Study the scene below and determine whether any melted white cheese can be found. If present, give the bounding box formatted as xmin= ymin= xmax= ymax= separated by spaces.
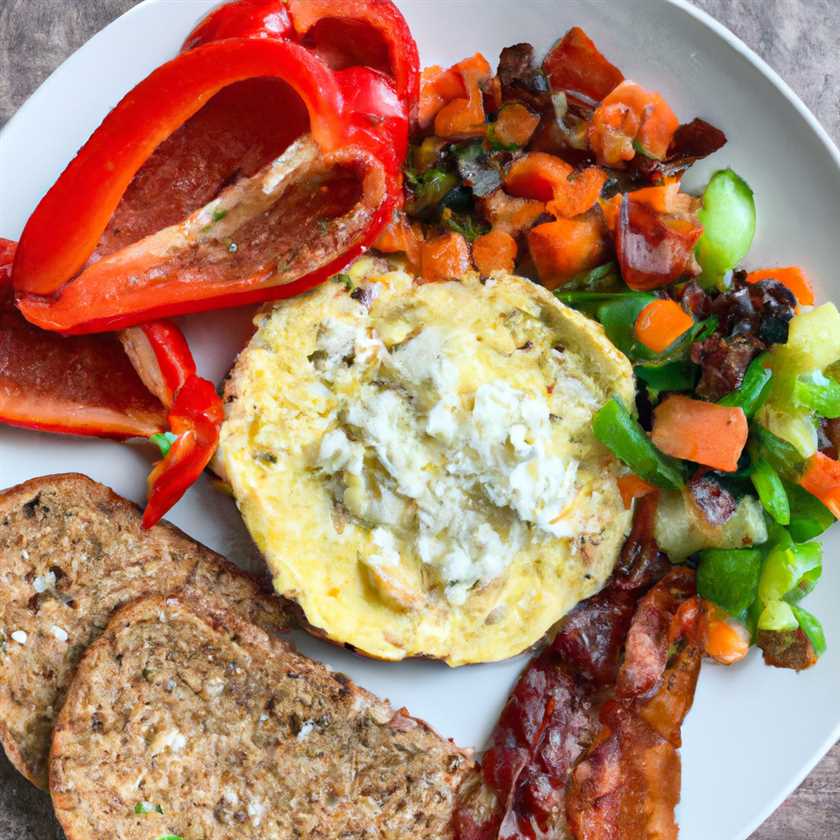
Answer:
xmin=315 ymin=317 xmax=586 ymax=604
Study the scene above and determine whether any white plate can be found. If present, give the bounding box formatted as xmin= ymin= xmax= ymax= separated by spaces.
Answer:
xmin=1 ymin=1 xmax=839 ymax=837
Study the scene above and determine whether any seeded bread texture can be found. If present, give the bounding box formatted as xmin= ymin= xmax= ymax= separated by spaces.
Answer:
xmin=0 ymin=473 xmax=288 ymax=789
xmin=50 ymin=591 xmax=475 ymax=839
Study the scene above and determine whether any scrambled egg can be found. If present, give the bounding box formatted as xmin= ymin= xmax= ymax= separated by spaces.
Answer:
xmin=220 ymin=260 xmax=634 ymax=665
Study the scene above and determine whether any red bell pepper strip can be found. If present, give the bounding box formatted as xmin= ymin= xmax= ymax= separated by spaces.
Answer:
xmin=122 ymin=319 xmax=224 ymax=528
xmin=14 ymin=39 xmax=406 ymax=334
xmin=142 ymin=374 xmax=224 ymax=529
xmin=13 ymin=39 xmax=345 ymax=299
xmin=0 ymin=239 xmax=167 ymax=438
xmin=183 ymin=0 xmax=420 ymax=110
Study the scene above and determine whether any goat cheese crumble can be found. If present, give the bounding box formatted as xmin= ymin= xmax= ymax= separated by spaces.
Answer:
xmin=315 ymin=318 xmax=586 ymax=604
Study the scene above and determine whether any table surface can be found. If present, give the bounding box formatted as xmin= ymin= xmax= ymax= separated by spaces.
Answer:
xmin=0 ymin=0 xmax=838 ymax=837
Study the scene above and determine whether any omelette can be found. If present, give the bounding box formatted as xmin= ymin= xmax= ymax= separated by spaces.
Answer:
xmin=219 ymin=260 xmax=635 ymax=665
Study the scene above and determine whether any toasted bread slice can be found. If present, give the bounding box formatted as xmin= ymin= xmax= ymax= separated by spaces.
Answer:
xmin=0 ymin=473 xmax=288 ymax=789
xmin=51 ymin=591 xmax=474 ymax=839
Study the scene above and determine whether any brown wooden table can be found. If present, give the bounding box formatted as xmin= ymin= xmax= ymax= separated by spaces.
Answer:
xmin=0 ymin=1 xmax=838 ymax=837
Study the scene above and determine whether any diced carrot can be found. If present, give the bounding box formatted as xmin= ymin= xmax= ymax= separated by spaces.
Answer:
xmin=651 ymin=395 xmax=748 ymax=473
xmin=418 ymin=65 xmax=466 ymax=128
xmin=702 ymin=602 xmax=750 ymax=666
xmin=617 ymin=474 xmax=658 ymax=509
xmin=747 ymin=267 xmax=815 ymax=306
xmin=505 ymin=153 xmax=606 ymax=219
xmin=419 ymin=232 xmax=471 ymax=283
xmin=800 ymin=451 xmax=840 ymax=518
xmin=373 ymin=212 xmax=423 ymax=267
xmin=492 ymin=102 xmax=541 ymax=148
xmin=634 ymin=299 xmax=694 ymax=353
xmin=504 ymin=152 xmax=573 ymax=202
xmin=472 ymin=229 xmax=517 ymax=275
xmin=628 ymin=180 xmax=684 ymax=214
xmin=527 ymin=213 xmax=608 ymax=290
xmin=589 ymin=80 xmax=679 ymax=166
xmin=479 ymin=189 xmax=546 ymax=236
xmin=434 ymin=53 xmax=492 ymax=140
xmin=546 ymin=166 xmax=608 ymax=219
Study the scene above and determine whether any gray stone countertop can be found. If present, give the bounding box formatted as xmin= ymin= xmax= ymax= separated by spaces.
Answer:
xmin=0 ymin=1 xmax=838 ymax=838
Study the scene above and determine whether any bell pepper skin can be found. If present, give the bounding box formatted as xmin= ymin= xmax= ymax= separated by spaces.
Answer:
xmin=183 ymin=0 xmax=419 ymax=111
xmin=182 ymin=0 xmax=293 ymax=51
xmin=13 ymin=39 xmax=346 ymax=299
xmin=14 ymin=38 xmax=406 ymax=334
xmin=592 ymin=397 xmax=685 ymax=490
xmin=0 ymin=239 xmax=167 ymax=439
xmin=143 ymin=374 xmax=224 ymax=529
xmin=287 ymin=0 xmax=419 ymax=109
xmin=121 ymin=321 xmax=197 ymax=408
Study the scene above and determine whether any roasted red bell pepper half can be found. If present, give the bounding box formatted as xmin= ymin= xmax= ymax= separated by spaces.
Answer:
xmin=182 ymin=0 xmax=294 ymax=50
xmin=14 ymin=37 xmax=407 ymax=334
xmin=2 ymin=238 xmax=221 ymax=525
xmin=183 ymin=0 xmax=420 ymax=111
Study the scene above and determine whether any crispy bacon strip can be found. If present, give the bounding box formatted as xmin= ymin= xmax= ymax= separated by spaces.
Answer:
xmin=616 ymin=194 xmax=703 ymax=291
xmin=454 ymin=495 xmax=681 ymax=840
xmin=566 ymin=570 xmax=701 ymax=840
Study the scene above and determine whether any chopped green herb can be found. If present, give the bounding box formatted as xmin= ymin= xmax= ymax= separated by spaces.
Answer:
xmin=135 ymin=801 xmax=164 ymax=815
xmin=332 ymin=273 xmax=353 ymax=291
xmin=440 ymin=207 xmax=488 ymax=242
xmin=149 ymin=432 xmax=178 ymax=457
xmin=155 ymin=836 xmax=184 ymax=840
xmin=212 ymin=209 xmax=228 ymax=223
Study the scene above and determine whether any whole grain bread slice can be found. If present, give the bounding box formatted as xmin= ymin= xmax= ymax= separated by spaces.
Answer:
xmin=51 ymin=591 xmax=475 ymax=839
xmin=0 ymin=473 xmax=288 ymax=789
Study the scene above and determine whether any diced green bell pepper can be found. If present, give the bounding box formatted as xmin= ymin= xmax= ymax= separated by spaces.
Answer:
xmin=750 ymin=457 xmax=790 ymax=525
xmin=696 ymin=548 xmax=762 ymax=615
xmin=592 ymin=398 xmax=684 ymax=490
xmin=790 ymin=605 xmax=827 ymax=656
xmin=718 ymin=355 xmax=772 ymax=417
xmin=757 ymin=599 xmax=799 ymax=632
xmin=636 ymin=361 xmax=697 ymax=395
xmin=793 ymin=372 xmax=840 ymax=419
xmin=784 ymin=480 xmax=835 ymax=542
xmin=695 ymin=169 xmax=756 ymax=287
xmin=749 ymin=423 xmax=806 ymax=482
xmin=758 ymin=529 xmax=822 ymax=603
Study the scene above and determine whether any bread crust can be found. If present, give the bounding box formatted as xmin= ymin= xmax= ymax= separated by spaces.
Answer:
xmin=50 ymin=591 xmax=475 ymax=839
xmin=0 ymin=473 xmax=288 ymax=788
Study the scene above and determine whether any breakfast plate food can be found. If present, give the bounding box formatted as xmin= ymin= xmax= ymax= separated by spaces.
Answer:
xmin=1 ymin=0 xmax=839 ymax=838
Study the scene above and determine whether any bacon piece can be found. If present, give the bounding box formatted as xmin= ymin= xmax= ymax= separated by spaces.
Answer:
xmin=454 ymin=495 xmax=676 ymax=839
xmin=566 ymin=702 xmax=682 ymax=840
xmin=542 ymin=27 xmax=624 ymax=103
xmin=616 ymin=568 xmax=696 ymax=701
xmin=566 ymin=571 xmax=701 ymax=840
xmin=630 ymin=118 xmax=727 ymax=183
xmin=616 ymin=194 xmax=702 ymax=291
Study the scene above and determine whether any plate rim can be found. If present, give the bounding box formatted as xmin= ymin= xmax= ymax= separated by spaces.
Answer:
xmin=2 ymin=1 xmax=839 ymax=837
